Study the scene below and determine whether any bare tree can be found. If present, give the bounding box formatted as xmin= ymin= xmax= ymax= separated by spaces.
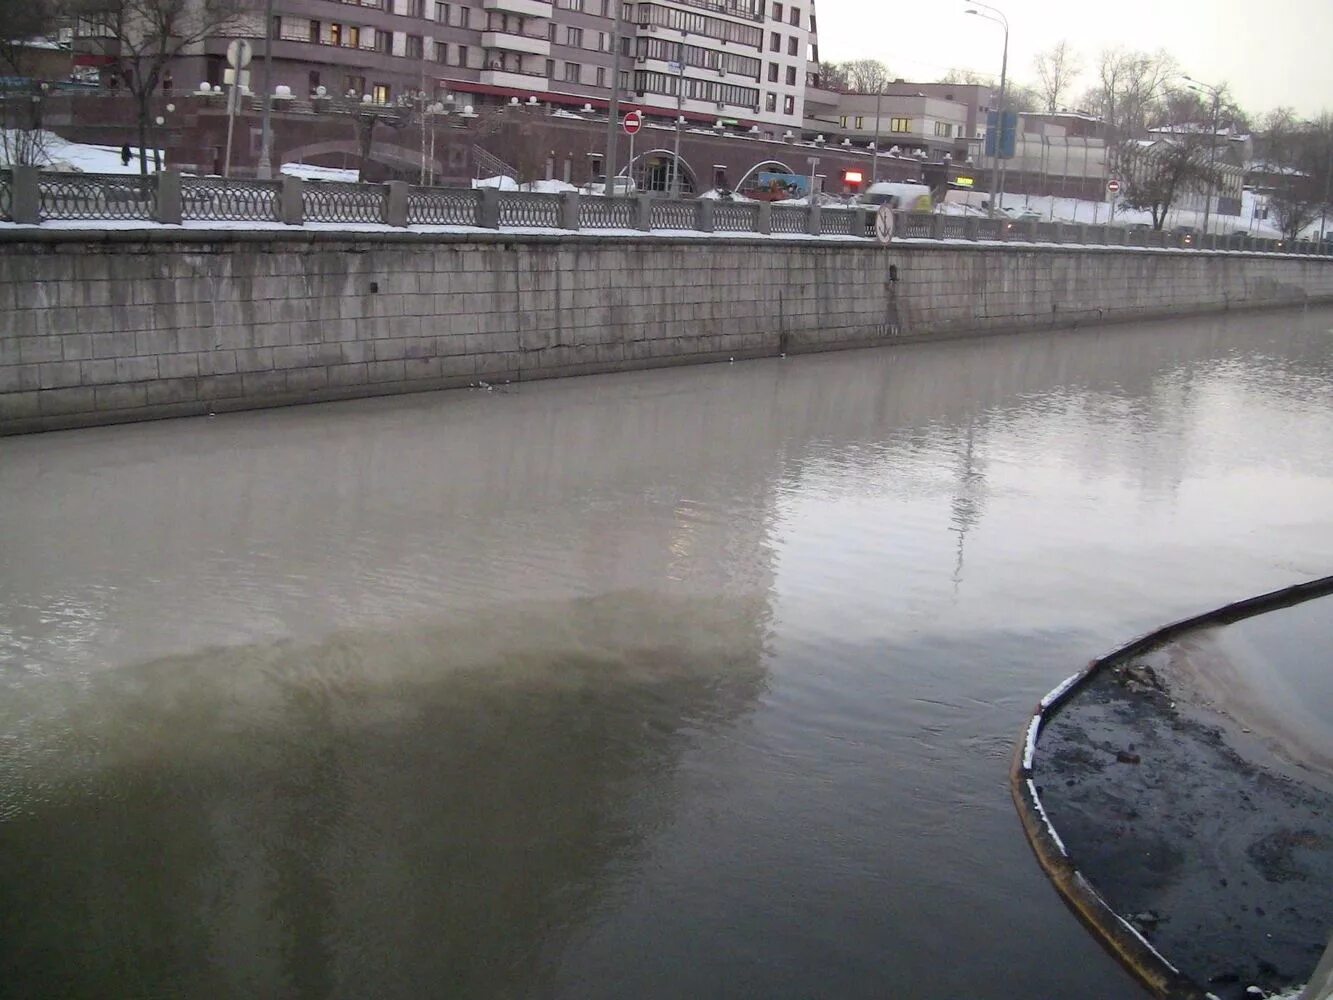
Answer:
xmin=1081 ymin=47 xmax=1175 ymax=139
xmin=1033 ymin=40 xmax=1081 ymax=114
xmin=1119 ymin=139 xmax=1220 ymax=229
xmin=67 ymin=0 xmax=257 ymax=175
xmin=1262 ymin=110 xmax=1333 ymax=240
xmin=816 ymin=62 xmax=851 ymax=92
xmin=0 ymin=0 xmax=60 ymax=165
xmin=1269 ymin=180 xmax=1323 ymax=241
xmin=839 ymin=58 xmax=892 ymax=94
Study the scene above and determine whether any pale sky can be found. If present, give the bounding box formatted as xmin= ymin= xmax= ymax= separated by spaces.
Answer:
xmin=815 ymin=0 xmax=1333 ymax=119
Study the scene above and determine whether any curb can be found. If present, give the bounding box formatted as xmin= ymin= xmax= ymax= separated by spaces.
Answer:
xmin=1010 ymin=573 xmax=1333 ymax=999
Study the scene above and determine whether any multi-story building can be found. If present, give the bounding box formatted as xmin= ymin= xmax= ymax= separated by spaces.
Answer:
xmin=152 ymin=0 xmax=818 ymax=133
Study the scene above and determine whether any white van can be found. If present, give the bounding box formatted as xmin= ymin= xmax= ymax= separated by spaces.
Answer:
xmin=858 ymin=182 xmax=934 ymax=214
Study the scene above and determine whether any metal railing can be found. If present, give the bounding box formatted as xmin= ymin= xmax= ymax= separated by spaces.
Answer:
xmin=3 ymin=168 xmax=1333 ymax=257
xmin=182 ymin=176 xmax=281 ymax=223
xmin=405 ymin=186 xmax=480 ymax=226
xmin=303 ymin=179 xmax=384 ymax=224
xmin=38 ymin=171 xmax=157 ymax=221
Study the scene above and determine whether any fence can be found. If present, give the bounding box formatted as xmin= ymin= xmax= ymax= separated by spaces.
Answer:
xmin=3 ymin=166 xmax=1331 ymax=257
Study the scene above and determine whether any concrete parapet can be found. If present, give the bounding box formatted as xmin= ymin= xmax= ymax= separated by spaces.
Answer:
xmin=3 ymin=230 xmax=1333 ymax=434
xmin=156 ymin=172 xmax=182 ymax=225
xmin=384 ymin=181 xmax=408 ymax=227
xmin=279 ymin=175 xmax=303 ymax=225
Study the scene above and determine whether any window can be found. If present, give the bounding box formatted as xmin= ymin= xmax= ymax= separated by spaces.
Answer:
xmin=373 ymin=83 xmax=390 ymax=103
xmin=545 ymin=58 xmax=554 ymax=76
xmin=565 ymin=61 xmax=581 ymax=83
xmin=789 ymin=6 xmax=799 ymax=25
xmin=838 ymin=114 xmax=847 ymax=127
xmin=783 ymin=94 xmax=794 ymax=115
xmin=328 ymin=22 xmax=342 ymax=44
xmin=456 ymin=5 xmax=468 ymax=27
xmin=785 ymin=65 xmax=795 ymax=85
xmin=787 ymin=35 xmax=797 ymax=56
xmin=766 ymin=92 xmax=777 ymax=112
xmin=405 ymin=33 xmax=423 ymax=58
xmin=772 ymin=1 xmax=782 ymax=19
xmin=596 ymin=66 xmax=606 ymax=86
xmin=854 ymin=115 xmax=864 ymax=129
xmin=434 ymin=1 xmax=447 ymax=21
xmin=435 ymin=39 xmax=448 ymax=62
xmin=769 ymin=31 xmax=780 ymax=51
xmin=457 ymin=44 xmax=467 ymax=66
xmin=309 ymin=18 xmax=321 ymax=42
xmin=934 ymin=121 xmax=953 ymax=137
xmin=891 ymin=117 xmax=911 ymax=132
xmin=598 ymin=31 xmax=608 ymax=51
xmin=346 ymin=74 xmax=366 ymax=95
xmin=406 ymin=0 xmax=423 ymax=17
xmin=566 ymin=26 xmax=582 ymax=46
xmin=556 ymin=0 xmax=584 ymax=7
xmin=767 ymin=63 xmax=777 ymax=82
xmin=278 ymin=16 xmax=312 ymax=41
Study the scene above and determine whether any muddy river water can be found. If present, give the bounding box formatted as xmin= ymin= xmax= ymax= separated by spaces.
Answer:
xmin=3 ymin=308 xmax=1333 ymax=999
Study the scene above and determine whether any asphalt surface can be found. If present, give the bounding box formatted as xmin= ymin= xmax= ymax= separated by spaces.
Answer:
xmin=1037 ymin=659 xmax=1332 ymax=999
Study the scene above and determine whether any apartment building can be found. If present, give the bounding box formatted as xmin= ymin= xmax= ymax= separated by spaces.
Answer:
xmin=152 ymin=0 xmax=818 ymax=131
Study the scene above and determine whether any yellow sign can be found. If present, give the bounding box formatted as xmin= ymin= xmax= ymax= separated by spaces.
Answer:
xmin=954 ymin=176 xmax=975 ymax=187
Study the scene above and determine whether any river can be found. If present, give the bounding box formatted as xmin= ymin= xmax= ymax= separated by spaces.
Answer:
xmin=3 ymin=307 xmax=1333 ymax=999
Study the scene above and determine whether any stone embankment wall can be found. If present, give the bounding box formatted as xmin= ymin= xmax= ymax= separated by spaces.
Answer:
xmin=3 ymin=230 xmax=1333 ymax=433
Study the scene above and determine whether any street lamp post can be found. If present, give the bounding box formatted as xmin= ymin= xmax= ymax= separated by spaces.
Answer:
xmin=870 ymin=85 xmax=883 ymax=186
xmin=256 ymin=0 xmax=276 ymax=179
xmin=965 ymin=2 xmax=1008 ymax=216
xmin=670 ymin=38 xmax=686 ymax=198
xmin=604 ymin=0 xmax=626 ymax=190
xmin=1184 ymin=76 xmax=1224 ymax=234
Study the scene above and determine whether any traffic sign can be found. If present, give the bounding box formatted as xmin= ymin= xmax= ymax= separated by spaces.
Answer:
xmin=226 ymin=39 xmax=252 ymax=69
xmin=1107 ymin=178 xmax=1121 ymax=194
xmin=622 ymin=110 xmax=643 ymax=136
xmin=875 ymin=204 xmax=895 ymax=245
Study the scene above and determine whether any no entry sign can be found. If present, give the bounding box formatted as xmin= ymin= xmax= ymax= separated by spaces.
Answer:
xmin=1107 ymin=178 xmax=1121 ymax=194
xmin=623 ymin=110 xmax=643 ymax=135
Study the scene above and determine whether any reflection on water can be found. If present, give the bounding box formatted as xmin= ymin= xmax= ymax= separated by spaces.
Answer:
xmin=0 ymin=595 xmax=768 ymax=998
xmin=3 ymin=308 xmax=1333 ymax=998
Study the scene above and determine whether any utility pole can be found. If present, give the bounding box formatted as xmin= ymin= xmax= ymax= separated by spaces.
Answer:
xmin=603 ymin=0 xmax=625 ymax=188
xmin=870 ymin=84 xmax=883 ymax=186
xmin=965 ymin=2 xmax=1009 ymax=216
xmin=670 ymin=39 xmax=685 ymax=198
xmin=1185 ymin=76 xmax=1224 ymax=234
xmin=256 ymin=0 xmax=276 ymax=179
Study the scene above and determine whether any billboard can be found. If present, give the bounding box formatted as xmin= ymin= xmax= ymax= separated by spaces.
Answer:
xmin=752 ymin=170 xmax=809 ymax=200
xmin=983 ymin=111 xmax=1018 ymax=159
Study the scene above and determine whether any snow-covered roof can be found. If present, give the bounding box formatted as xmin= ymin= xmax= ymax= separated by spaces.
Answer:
xmin=1148 ymin=123 xmax=1251 ymax=140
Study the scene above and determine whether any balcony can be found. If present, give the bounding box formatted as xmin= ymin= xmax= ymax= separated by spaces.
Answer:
xmin=481 ymin=31 xmax=550 ymax=57
xmin=479 ymin=69 xmax=550 ymax=91
xmin=482 ymin=0 xmax=553 ymax=17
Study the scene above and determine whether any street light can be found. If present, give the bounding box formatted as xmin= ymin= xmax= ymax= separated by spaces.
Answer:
xmin=1183 ymin=75 xmax=1224 ymax=235
xmin=964 ymin=1 xmax=1009 ymax=216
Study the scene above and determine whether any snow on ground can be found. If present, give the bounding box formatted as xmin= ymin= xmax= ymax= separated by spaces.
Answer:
xmin=523 ymin=179 xmax=578 ymax=193
xmin=1 ymin=129 xmax=162 ymax=174
xmin=941 ymin=188 xmax=1329 ymax=239
xmin=281 ymin=163 xmax=360 ymax=183
xmin=471 ymin=175 xmax=519 ymax=190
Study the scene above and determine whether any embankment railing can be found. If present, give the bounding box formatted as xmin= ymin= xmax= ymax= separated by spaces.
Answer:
xmin=2 ymin=166 xmax=1330 ymax=257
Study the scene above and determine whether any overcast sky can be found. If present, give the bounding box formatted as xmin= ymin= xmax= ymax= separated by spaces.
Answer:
xmin=815 ymin=0 xmax=1332 ymax=119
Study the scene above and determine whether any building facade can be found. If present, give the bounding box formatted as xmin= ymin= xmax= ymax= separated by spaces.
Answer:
xmin=110 ymin=0 xmax=818 ymax=134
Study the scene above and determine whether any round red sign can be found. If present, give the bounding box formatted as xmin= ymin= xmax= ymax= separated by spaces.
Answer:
xmin=623 ymin=110 xmax=643 ymax=136
xmin=1107 ymin=179 xmax=1121 ymax=193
